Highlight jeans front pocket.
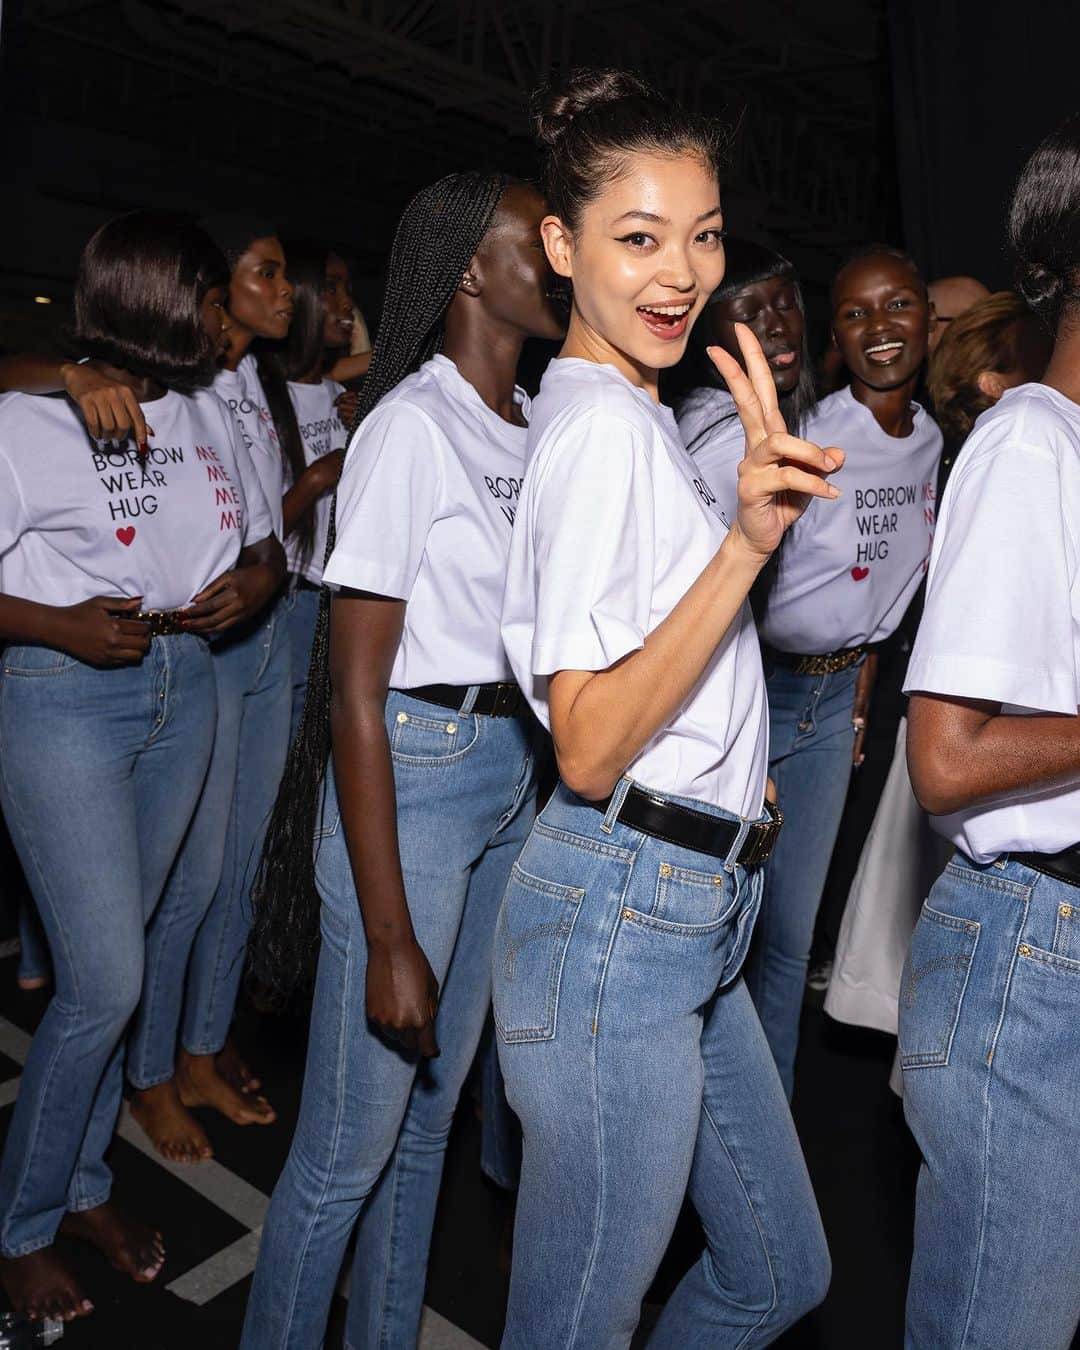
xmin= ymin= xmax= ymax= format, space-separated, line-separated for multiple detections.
xmin=643 ymin=860 xmax=741 ymax=931
xmin=493 ymin=863 xmax=583 ymax=1044
xmin=390 ymin=707 xmax=479 ymax=765
xmin=2 ymin=645 xmax=79 ymax=677
xmin=899 ymin=902 xmax=980 ymax=1069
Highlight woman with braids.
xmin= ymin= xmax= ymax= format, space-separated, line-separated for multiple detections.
xmin=0 ymin=211 xmax=282 ymax=1323
xmin=257 ymin=240 xmax=352 ymax=738
xmin=675 ymin=237 xmax=817 ymax=523
xmin=496 ymin=69 xmax=833 ymax=1348
xmin=239 ymin=172 xmax=565 ymax=1349
xmin=901 ymin=117 xmax=1080 ymax=1350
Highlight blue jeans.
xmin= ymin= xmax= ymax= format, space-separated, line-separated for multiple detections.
xmin=495 ymin=781 xmax=830 ymax=1350
xmin=127 ymin=595 xmax=291 ymax=1086
xmin=241 ymin=690 xmax=535 ymax=1350
xmin=744 ymin=662 xmax=858 ymax=1097
xmin=16 ymin=900 xmax=50 ymax=985
xmin=901 ymin=854 xmax=1080 ymax=1350
xmin=0 ymin=637 xmax=215 ymax=1255
xmin=284 ymin=582 xmax=320 ymax=745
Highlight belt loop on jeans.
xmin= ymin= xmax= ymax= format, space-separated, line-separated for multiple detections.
xmin=457 ymin=685 xmax=480 ymax=717
xmin=722 ymin=817 xmax=751 ymax=874
xmin=600 ymin=776 xmax=634 ymax=835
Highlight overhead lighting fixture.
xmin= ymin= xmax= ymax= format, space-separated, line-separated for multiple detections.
xmin=33 ymin=295 xmax=52 ymax=305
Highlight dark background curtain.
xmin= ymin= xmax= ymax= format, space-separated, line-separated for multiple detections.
xmin=888 ymin=0 xmax=1080 ymax=288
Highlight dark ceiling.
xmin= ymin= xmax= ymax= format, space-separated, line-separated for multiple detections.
xmin=1 ymin=0 xmax=896 ymax=337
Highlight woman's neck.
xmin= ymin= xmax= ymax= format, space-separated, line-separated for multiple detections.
xmin=1042 ymin=321 xmax=1080 ymax=404
xmin=849 ymin=374 xmax=918 ymax=437
xmin=441 ymin=311 xmax=527 ymax=425
xmin=560 ymin=308 xmax=659 ymax=401
xmin=224 ymin=324 xmax=254 ymax=371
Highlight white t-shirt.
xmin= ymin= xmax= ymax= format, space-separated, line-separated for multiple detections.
xmin=502 ymin=358 xmax=768 ymax=816
xmin=904 ymin=383 xmax=1080 ymax=861
xmin=213 ymin=354 xmax=284 ymax=539
xmin=678 ymin=385 xmax=741 ymax=527
xmin=284 ymin=378 xmax=346 ymax=584
xmin=759 ymin=385 xmax=941 ymax=652
xmin=0 ymin=388 xmax=273 ymax=611
xmin=323 ymin=355 xmax=529 ymax=688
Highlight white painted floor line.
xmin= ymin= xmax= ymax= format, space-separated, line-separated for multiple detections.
xmin=0 ymin=1015 xmax=488 ymax=1346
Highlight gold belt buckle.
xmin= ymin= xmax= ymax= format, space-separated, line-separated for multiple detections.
xmin=135 ymin=608 xmax=184 ymax=636
xmin=741 ymin=801 xmax=784 ymax=866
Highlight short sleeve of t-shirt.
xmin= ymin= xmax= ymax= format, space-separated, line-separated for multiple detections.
xmin=526 ymin=411 xmax=656 ymax=675
xmin=322 ymin=402 xmax=444 ymax=599
xmin=906 ymin=433 xmax=1079 ymax=715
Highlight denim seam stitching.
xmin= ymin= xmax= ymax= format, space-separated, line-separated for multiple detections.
xmin=1017 ymin=943 xmax=1080 ymax=975
xmin=699 ymin=1095 xmax=779 ymax=1348
xmin=944 ymin=862 xmax=1032 ymax=899
xmin=278 ymin=916 xmax=354 ymax=1340
xmin=0 ymin=746 xmax=90 ymax=1234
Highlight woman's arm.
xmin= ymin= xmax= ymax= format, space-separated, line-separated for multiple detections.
xmin=181 ymin=535 xmax=286 ymax=635
xmin=907 ymin=691 xmax=1080 ymax=815
xmin=852 ymin=651 xmax=878 ymax=767
xmin=0 ymin=356 xmax=149 ymax=445
xmin=550 ymin=325 xmax=844 ymax=801
xmin=281 ymin=451 xmax=344 ymax=537
xmin=329 ymin=590 xmax=440 ymax=1058
xmin=0 ymin=593 xmax=150 ymax=666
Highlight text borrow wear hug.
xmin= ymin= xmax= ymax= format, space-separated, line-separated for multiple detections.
xmin=0 ymin=388 xmax=271 ymax=1256
xmin=900 ymin=384 xmax=1080 ymax=1350
xmin=128 ymin=355 xmax=291 ymax=1091
xmin=241 ymin=353 xmax=537 ymax=1350
xmin=283 ymin=377 xmax=345 ymax=739
xmin=739 ymin=385 xmax=941 ymax=1097
xmin=497 ymin=358 xmax=828 ymax=1350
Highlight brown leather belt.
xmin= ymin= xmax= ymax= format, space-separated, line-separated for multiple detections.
xmin=586 ymin=783 xmax=783 ymax=867
xmin=133 ymin=609 xmax=186 ymax=636
xmin=765 ymin=644 xmax=866 ymax=677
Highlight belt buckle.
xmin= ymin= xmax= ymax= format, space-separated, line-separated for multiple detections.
xmin=135 ymin=608 xmax=182 ymax=636
xmin=741 ymin=802 xmax=784 ymax=866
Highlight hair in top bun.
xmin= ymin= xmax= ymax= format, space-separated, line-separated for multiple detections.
xmin=534 ymin=67 xmax=727 ymax=231
xmin=1008 ymin=113 xmax=1080 ymax=330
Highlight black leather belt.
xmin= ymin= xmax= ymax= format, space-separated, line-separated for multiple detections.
xmin=765 ymin=644 xmax=866 ymax=676
xmin=1012 ymin=845 xmax=1080 ymax=889
xmin=586 ymin=783 xmax=783 ymax=867
xmin=402 ymin=682 xmax=525 ymax=718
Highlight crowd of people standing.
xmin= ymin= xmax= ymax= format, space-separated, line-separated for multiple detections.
xmin=0 ymin=65 xmax=1078 ymax=1350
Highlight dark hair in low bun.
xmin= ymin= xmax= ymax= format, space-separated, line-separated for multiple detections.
xmin=535 ymin=67 xmax=727 ymax=231
xmin=1008 ymin=114 xmax=1080 ymax=331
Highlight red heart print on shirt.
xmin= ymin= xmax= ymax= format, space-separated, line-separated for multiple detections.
xmin=851 ymin=566 xmax=869 ymax=581
xmin=116 ymin=526 xmax=136 ymax=547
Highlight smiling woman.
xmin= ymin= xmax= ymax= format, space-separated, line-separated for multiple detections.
xmin=496 ymin=67 xmax=837 ymax=1349
xmin=734 ymin=242 xmax=942 ymax=1101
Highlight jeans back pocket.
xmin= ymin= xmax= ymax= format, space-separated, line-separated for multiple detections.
xmin=899 ymin=902 xmax=980 ymax=1069
xmin=493 ymin=863 xmax=583 ymax=1044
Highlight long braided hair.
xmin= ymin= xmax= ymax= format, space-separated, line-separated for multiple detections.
xmin=247 ymin=171 xmax=507 ymax=1001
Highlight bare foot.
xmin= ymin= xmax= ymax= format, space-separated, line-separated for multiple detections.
xmin=130 ymin=1081 xmax=213 ymax=1163
xmin=61 ymin=1202 xmax=164 ymax=1283
xmin=176 ymin=1049 xmax=276 ymax=1126
xmin=0 ymin=1247 xmax=93 ymax=1322
xmin=16 ymin=974 xmax=50 ymax=991
xmin=215 ymin=1036 xmax=262 ymax=1095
